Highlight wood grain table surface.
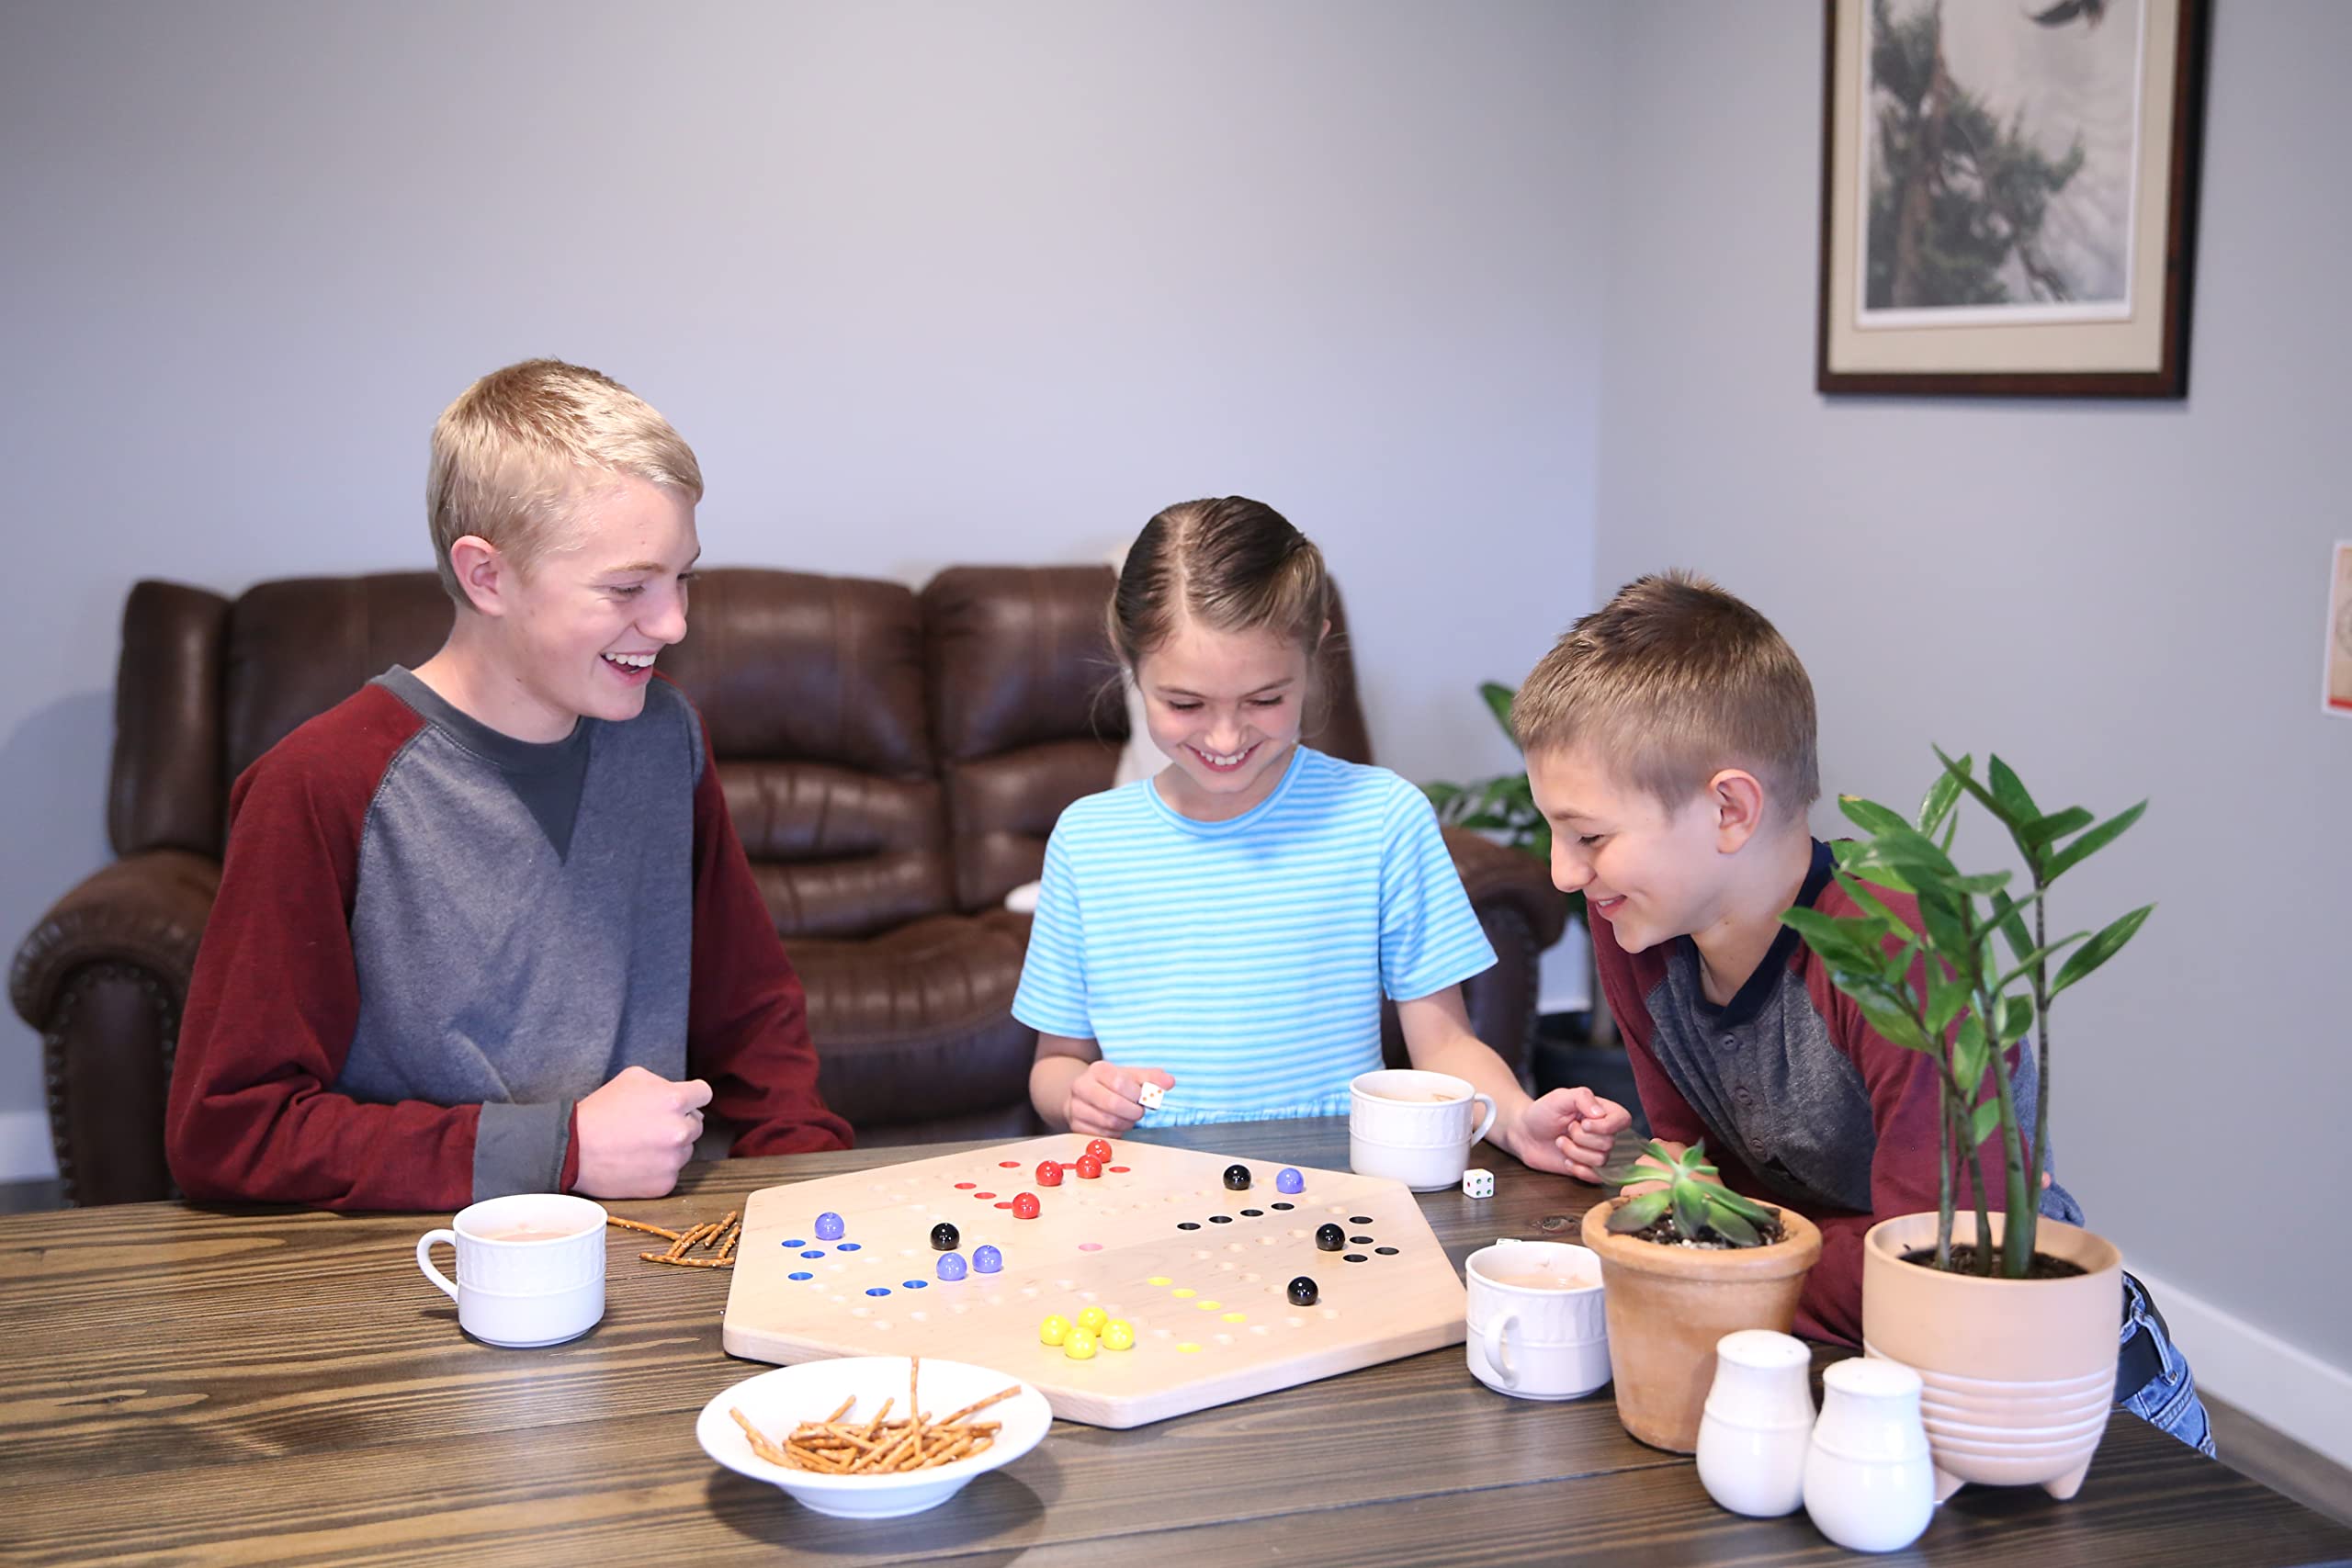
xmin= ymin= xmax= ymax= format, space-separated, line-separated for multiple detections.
xmin=3 ymin=1118 xmax=2346 ymax=1566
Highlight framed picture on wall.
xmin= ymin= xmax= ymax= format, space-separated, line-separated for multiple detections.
xmin=1816 ymin=0 xmax=2210 ymax=397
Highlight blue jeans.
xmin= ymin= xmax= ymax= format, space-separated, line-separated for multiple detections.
xmin=2119 ymin=1271 xmax=2215 ymax=1457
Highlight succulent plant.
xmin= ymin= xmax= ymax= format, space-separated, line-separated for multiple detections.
xmin=1602 ymin=1140 xmax=1783 ymax=1248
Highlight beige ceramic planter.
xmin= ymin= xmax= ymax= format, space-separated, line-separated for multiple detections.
xmin=1861 ymin=1212 xmax=2121 ymax=1502
xmin=1581 ymin=1198 xmax=1823 ymax=1452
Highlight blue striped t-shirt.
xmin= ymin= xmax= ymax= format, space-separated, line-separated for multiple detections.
xmin=1012 ymin=746 xmax=1497 ymax=1124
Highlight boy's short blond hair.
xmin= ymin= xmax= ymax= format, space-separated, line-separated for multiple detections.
xmin=426 ymin=359 xmax=703 ymax=605
xmin=1513 ymin=570 xmax=1819 ymax=824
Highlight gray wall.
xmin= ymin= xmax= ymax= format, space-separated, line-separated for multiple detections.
xmin=1596 ymin=3 xmax=2349 ymax=1369
xmin=0 ymin=0 xmax=1611 ymax=1169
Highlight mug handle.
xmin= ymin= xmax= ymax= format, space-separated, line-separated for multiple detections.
xmin=1481 ymin=1311 xmax=1521 ymax=1387
xmin=1468 ymin=1093 xmax=1498 ymax=1146
xmin=416 ymin=1229 xmax=459 ymax=1301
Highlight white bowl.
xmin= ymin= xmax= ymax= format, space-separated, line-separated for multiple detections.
xmin=697 ymin=1357 xmax=1053 ymax=1518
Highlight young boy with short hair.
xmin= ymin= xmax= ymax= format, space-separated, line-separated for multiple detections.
xmin=165 ymin=359 xmax=851 ymax=1211
xmin=1514 ymin=570 xmax=2210 ymax=1452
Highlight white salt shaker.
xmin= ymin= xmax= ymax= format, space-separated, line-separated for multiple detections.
xmin=1803 ymin=1357 xmax=1935 ymax=1552
xmin=1696 ymin=1328 xmax=1815 ymax=1517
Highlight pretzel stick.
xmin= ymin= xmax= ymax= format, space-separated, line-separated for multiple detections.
xmin=935 ymin=1386 xmax=1021 ymax=1427
xmin=859 ymin=1424 xmax=922 ymax=1473
xmin=699 ymin=1212 xmax=739 ymax=1253
xmin=717 ymin=1223 xmax=741 ymax=1264
xmin=821 ymin=1395 xmax=855 ymax=1424
xmin=786 ymin=1442 xmax=850 ymax=1473
xmin=605 ymin=1215 xmax=684 ymax=1242
xmin=662 ymin=1223 xmax=707 ymax=1261
xmin=923 ymin=1433 xmax=978 ymax=1466
xmin=861 ymin=1398 xmax=894 ymax=1440
xmin=808 ymin=1424 xmax=883 ymax=1451
xmin=910 ymin=1358 xmax=921 ymax=1425
xmin=729 ymin=1408 xmax=792 ymax=1467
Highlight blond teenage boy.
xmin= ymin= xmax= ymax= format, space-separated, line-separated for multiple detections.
xmin=166 ymin=360 xmax=851 ymax=1211
xmin=1513 ymin=570 xmax=2211 ymax=1452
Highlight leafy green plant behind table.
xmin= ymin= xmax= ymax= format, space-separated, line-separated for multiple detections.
xmin=1779 ymin=750 xmax=2152 ymax=1280
xmin=1422 ymin=681 xmax=1584 ymax=920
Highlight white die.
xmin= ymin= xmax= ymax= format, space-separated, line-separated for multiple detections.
xmin=1461 ymin=1168 xmax=1495 ymax=1198
xmin=1137 ymin=1081 xmax=1166 ymax=1110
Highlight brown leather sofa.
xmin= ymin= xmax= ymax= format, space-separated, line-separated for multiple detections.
xmin=11 ymin=567 xmax=1567 ymax=1204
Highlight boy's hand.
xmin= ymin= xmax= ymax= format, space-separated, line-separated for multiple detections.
xmin=1509 ymin=1086 xmax=1633 ymax=1183
xmin=1066 ymin=1062 xmax=1174 ymax=1137
xmin=573 ymin=1066 xmax=712 ymax=1198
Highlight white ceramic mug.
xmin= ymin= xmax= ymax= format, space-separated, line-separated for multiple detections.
xmin=1349 ymin=1069 xmax=1499 ymax=1190
xmin=416 ymin=1192 xmax=608 ymax=1348
xmin=1464 ymin=1240 xmax=1611 ymax=1401
xmin=1697 ymin=1329 xmax=1815 ymax=1517
xmin=1803 ymin=1356 xmax=1935 ymax=1552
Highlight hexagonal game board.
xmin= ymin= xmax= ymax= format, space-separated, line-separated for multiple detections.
xmin=722 ymin=1134 xmax=1467 ymax=1427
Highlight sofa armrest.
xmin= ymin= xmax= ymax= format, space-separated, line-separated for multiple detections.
xmin=10 ymin=851 xmax=219 ymax=1205
xmin=10 ymin=850 xmax=220 ymax=1029
xmin=1441 ymin=828 xmax=1569 ymax=952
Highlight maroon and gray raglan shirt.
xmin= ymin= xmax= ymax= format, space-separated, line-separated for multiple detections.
xmin=165 ymin=668 xmax=852 ymax=1212
xmin=1593 ymin=840 xmax=2078 ymax=1347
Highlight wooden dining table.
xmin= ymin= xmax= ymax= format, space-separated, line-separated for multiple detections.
xmin=4 ymin=1117 xmax=2346 ymax=1566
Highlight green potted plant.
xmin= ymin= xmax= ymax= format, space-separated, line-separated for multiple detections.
xmin=1580 ymin=1141 xmax=1823 ymax=1452
xmin=1779 ymin=750 xmax=2151 ymax=1502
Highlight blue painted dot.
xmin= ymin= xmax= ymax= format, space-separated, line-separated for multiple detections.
xmin=902 ymin=1280 xmax=928 ymax=1290
xmin=972 ymin=1245 xmax=1002 ymax=1273
xmin=838 ymin=1242 xmax=862 ymax=1252
xmin=788 ymin=1271 xmax=812 ymax=1281
xmin=937 ymin=1253 xmax=968 ymax=1281
xmin=781 ymin=1239 xmax=807 ymax=1248
xmin=865 ymin=1286 xmax=891 ymax=1297
xmin=801 ymin=1250 xmax=824 ymax=1259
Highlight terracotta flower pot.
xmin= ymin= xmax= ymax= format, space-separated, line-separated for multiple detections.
xmin=1861 ymin=1212 xmax=2121 ymax=1502
xmin=1581 ymin=1198 xmax=1823 ymax=1453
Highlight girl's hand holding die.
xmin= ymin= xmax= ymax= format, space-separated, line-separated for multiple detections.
xmin=1065 ymin=1061 xmax=1176 ymax=1137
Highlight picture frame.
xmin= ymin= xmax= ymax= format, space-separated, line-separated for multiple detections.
xmin=1816 ymin=0 xmax=2211 ymax=397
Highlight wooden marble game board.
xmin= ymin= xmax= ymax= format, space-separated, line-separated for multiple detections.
xmin=722 ymin=1134 xmax=1467 ymax=1427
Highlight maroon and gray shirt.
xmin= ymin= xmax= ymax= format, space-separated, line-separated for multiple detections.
xmin=166 ymin=667 xmax=851 ymax=1211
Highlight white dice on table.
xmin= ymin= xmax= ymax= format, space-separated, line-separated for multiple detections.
xmin=1137 ymin=1081 xmax=1166 ymax=1111
xmin=1461 ymin=1168 xmax=1495 ymax=1198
